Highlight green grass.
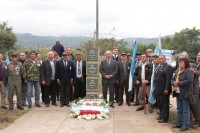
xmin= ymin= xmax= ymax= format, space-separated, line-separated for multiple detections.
xmin=0 ymin=108 xmax=30 ymax=130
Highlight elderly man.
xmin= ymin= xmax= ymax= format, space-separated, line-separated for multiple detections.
xmin=41 ymin=51 xmax=57 ymax=107
xmin=100 ymin=50 xmax=118 ymax=108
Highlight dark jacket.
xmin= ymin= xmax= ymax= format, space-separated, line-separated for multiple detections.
xmin=55 ymin=59 xmax=74 ymax=82
xmin=100 ymin=59 xmax=118 ymax=84
xmin=117 ymin=61 xmax=131 ymax=85
xmin=134 ymin=61 xmax=153 ymax=86
xmin=0 ymin=61 xmax=8 ymax=86
xmin=171 ymin=68 xmax=193 ymax=98
xmin=52 ymin=44 xmax=64 ymax=57
xmin=40 ymin=59 xmax=57 ymax=86
xmin=154 ymin=63 xmax=173 ymax=94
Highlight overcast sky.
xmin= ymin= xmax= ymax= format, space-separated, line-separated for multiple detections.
xmin=0 ymin=0 xmax=199 ymax=38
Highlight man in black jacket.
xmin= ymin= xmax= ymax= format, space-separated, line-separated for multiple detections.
xmin=56 ymin=52 xmax=74 ymax=107
xmin=41 ymin=51 xmax=57 ymax=107
xmin=154 ymin=54 xmax=173 ymax=123
xmin=134 ymin=54 xmax=153 ymax=111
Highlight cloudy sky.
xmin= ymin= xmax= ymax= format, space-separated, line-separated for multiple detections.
xmin=0 ymin=0 xmax=199 ymax=38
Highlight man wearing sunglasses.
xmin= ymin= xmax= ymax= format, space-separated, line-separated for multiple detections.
xmin=56 ymin=52 xmax=74 ymax=107
xmin=7 ymin=53 xmax=24 ymax=110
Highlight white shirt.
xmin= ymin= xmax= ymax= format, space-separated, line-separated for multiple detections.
xmin=77 ymin=60 xmax=82 ymax=78
xmin=141 ymin=62 xmax=146 ymax=83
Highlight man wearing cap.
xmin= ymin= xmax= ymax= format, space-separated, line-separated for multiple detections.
xmin=52 ymin=40 xmax=64 ymax=57
xmin=127 ymin=53 xmax=132 ymax=62
xmin=116 ymin=53 xmax=131 ymax=106
xmin=73 ymin=53 xmax=86 ymax=100
xmin=56 ymin=52 xmax=74 ymax=107
xmin=132 ymin=52 xmax=142 ymax=105
xmin=134 ymin=54 xmax=153 ymax=111
xmin=7 ymin=53 xmax=24 ymax=110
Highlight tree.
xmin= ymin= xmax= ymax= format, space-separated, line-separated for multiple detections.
xmin=162 ymin=27 xmax=200 ymax=60
xmin=81 ymin=38 xmax=129 ymax=55
xmin=0 ymin=22 xmax=17 ymax=53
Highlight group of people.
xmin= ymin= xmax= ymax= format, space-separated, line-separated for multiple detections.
xmin=100 ymin=48 xmax=200 ymax=132
xmin=0 ymin=41 xmax=200 ymax=131
xmin=0 ymin=40 xmax=86 ymax=110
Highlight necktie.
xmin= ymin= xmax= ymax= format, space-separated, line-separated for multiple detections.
xmin=107 ymin=59 xmax=110 ymax=65
xmin=64 ymin=60 xmax=67 ymax=69
xmin=78 ymin=61 xmax=81 ymax=75
xmin=123 ymin=61 xmax=126 ymax=77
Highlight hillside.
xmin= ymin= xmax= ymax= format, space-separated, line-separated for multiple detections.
xmin=15 ymin=33 xmax=173 ymax=48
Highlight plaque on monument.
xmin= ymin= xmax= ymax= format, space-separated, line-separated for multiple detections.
xmin=86 ymin=91 xmax=99 ymax=97
xmin=86 ymin=76 xmax=98 ymax=92
xmin=86 ymin=48 xmax=99 ymax=61
xmin=86 ymin=61 xmax=99 ymax=76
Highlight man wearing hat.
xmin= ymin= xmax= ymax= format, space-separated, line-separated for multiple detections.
xmin=116 ymin=53 xmax=131 ymax=106
xmin=56 ymin=52 xmax=74 ymax=107
xmin=52 ymin=40 xmax=64 ymax=57
xmin=132 ymin=52 xmax=142 ymax=105
xmin=7 ymin=53 xmax=24 ymax=110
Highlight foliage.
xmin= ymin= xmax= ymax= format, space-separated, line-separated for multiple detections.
xmin=162 ymin=27 xmax=200 ymax=60
xmin=81 ymin=38 xmax=129 ymax=56
xmin=0 ymin=22 xmax=17 ymax=53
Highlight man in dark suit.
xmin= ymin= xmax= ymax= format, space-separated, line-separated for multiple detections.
xmin=154 ymin=54 xmax=173 ymax=123
xmin=66 ymin=47 xmax=76 ymax=102
xmin=116 ymin=53 xmax=131 ymax=106
xmin=112 ymin=47 xmax=120 ymax=103
xmin=41 ymin=51 xmax=57 ymax=107
xmin=100 ymin=50 xmax=118 ymax=108
xmin=73 ymin=53 xmax=86 ymax=100
xmin=56 ymin=52 xmax=74 ymax=107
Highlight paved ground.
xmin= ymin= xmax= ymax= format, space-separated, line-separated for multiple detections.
xmin=0 ymin=98 xmax=177 ymax=133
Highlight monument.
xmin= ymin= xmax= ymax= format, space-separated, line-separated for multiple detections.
xmin=86 ymin=47 xmax=99 ymax=97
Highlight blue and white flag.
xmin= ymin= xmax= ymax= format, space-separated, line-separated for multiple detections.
xmin=128 ymin=40 xmax=138 ymax=92
xmin=148 ymin=37 xmax=161 ymax=104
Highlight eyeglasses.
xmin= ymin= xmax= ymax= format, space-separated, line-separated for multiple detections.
xmin=12 ymin=56 xmax=18 ymax=58
xmin=62 ymin=54 xmax=68 ymax=56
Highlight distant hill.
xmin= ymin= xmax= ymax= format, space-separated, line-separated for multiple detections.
xmin=15 ymin=33 xmax=92 ymax=49
xmin=15 ymin=33 xmax=173 ymax=48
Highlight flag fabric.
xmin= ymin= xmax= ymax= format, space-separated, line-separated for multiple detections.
xmin=5 ymin=52 xmax=10 ymax=64
xmin=148 ymin=37 xmax=161 ymax=104
xmin=128 ymin=40 xmax=138 ymax=92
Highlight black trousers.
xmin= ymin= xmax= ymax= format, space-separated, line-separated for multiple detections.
xmin=44 ymin=80 xmax=57 ymax=104
xmin=114 ymin=83 xmax=119 ymax=102
xmin=102 ymin=81 xmax=115 ymax=104
xmin=60 ymin=80 xmax=70 ymax=104
xmin=41 ymin=83 xmax=45 ymax=103
xmin=157 ymin=94 xmax=170 ymax=120
xmin=74 ymin=78 xmax=86 ymax=100
xmin=119 ymin=79 xmax=129 ymax=104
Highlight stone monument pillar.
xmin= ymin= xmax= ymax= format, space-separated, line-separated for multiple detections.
xmin=86 ymin=47 xmax=99 ymax=97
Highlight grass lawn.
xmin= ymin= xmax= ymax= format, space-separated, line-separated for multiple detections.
xmin=0 ymin=108 xmax=30 ymax=130
xmin=168 ymin=111 xmax=200 ymax=133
